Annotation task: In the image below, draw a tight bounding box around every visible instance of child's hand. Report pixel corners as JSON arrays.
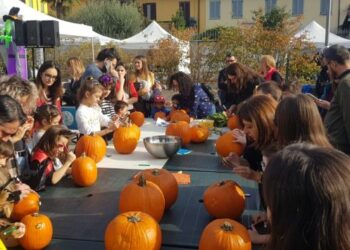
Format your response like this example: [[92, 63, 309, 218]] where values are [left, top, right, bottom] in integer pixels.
[[11, 222, 26, 239], [248, 225, 270, 245], [66, 152, 76, 164], [14, 183, 32, 200], [232, 129, 247, 146]]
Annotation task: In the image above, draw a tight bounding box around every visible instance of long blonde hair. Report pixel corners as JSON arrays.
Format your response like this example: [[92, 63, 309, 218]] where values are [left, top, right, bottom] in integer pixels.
[[133, 55, 151, 81], [66, 57, 85, 80]]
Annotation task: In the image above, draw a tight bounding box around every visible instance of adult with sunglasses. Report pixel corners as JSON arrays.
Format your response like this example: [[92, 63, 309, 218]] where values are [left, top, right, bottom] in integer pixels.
[[217, 53, 237, 108]]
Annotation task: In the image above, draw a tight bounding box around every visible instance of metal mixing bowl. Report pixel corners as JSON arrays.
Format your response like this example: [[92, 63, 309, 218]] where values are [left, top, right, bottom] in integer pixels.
[[143, 135, 182, 159]]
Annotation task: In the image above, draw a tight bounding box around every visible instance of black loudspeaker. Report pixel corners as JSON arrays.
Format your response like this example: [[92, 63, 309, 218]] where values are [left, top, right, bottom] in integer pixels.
[[14, 20, 26, 46], [24, 21, 41, 47], [40, 20, 60, 47]]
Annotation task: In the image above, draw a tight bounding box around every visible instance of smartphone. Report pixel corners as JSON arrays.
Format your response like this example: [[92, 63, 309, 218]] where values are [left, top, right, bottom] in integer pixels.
[[104, 60, 112, 72], [253, 221, 270, 234]]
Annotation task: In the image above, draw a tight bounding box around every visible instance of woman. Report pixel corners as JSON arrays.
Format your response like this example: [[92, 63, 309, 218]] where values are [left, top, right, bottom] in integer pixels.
[[35, 61, 63, 112], [264, 143, 350, 250], [62, 57, 85, 106], [170, 71, 215, 119], [115, 62, 138, 111], [260, 55, 283, 85]]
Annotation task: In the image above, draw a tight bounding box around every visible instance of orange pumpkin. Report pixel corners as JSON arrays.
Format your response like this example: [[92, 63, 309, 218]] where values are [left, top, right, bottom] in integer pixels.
[[105, 211, 162, 250], [134, 169, 178, 210], [215, 132, 244, 157], [75, 134, 107, 163], [165, 121, 191, 145], [154, 111, 167, 121], [227, 115, 241, 130], [113, 124, 140, 154], [190, 125, 210, 143], [11, 193, 41, 221], [203, 180, 245, 219], [169, 110, 190, 123], [119, 175, 165, 222], [199, 219, 251, 250], [19, 213, 53, 250], [129, 111, 145, 127], [71, 154, 98, 187]]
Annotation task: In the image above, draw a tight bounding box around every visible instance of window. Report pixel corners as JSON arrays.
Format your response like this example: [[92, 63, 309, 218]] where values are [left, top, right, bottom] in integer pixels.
[[232, 0, 243, 18], [320, 0, 330, 16], [210, 0, 220, 20], [292, 0, 304, 16], [143, 3, 156, 20], [265, 0, 277, 13], [180, 1, 191, 26]]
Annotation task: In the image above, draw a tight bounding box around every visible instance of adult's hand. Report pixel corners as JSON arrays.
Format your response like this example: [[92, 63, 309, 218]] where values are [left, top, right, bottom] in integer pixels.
[[232, 129, 247, 146], [314, 99, 330, 110]]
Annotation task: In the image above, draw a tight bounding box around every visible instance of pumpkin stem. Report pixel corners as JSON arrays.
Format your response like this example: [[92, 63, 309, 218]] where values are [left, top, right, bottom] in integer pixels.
[[219, 181, 226, 186], [152, 169, 160, 176], [81, 152, 86, 157], [127, 215, 141, 223], [221, 221, 233, 232], [138, 175, 147, 187]]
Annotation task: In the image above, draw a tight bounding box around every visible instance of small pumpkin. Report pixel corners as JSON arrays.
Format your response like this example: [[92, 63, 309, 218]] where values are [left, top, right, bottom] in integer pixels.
[[19, 213, 53, 250], [227, 115, 241, 130], [134, 169, 178, 210], [199, 219, 251, 250], [169, 110, 190, 123], [165, 121, 191, 145], [203, 180, 245, 219], [119, 175, 165, 222], [215, 131, 244, 157], [113, 124, 140, 154], [71, 154, 98, 187], [75, 134, 107, 163], [105, 211, 162, 250], [11, 193, 41, 221], [154, 111, 167, 121], [129, 111, 145, 127], [190, 125, 210, 143]]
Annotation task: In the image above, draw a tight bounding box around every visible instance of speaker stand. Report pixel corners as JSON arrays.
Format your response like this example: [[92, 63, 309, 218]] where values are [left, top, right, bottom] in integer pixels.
[[31, 47, 35, 79]]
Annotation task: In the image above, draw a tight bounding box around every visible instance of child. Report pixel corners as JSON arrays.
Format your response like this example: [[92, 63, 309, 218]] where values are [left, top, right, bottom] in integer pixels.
[[114, 101, 129, 126], [150, 95, 169, 119], [75, 78, 119, 136], [99, 74, 116, 120], [26, 126, 76, 191], [171, 94, 183, 111], [33, 104, 61, 147]]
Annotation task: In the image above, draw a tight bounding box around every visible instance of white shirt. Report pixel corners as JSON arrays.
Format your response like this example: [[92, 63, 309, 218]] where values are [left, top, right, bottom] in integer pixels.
[[75, 104, 111, 135]]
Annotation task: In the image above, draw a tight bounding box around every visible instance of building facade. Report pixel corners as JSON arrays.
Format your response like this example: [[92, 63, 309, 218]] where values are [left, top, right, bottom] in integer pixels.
[[137, 0, 349, 34], [21, 0, 49, 14]]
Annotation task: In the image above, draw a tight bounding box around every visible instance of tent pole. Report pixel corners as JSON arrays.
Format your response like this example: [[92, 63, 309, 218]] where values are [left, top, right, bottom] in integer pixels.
[[91, 37, 95, 62], [325, 0, 332, 47]]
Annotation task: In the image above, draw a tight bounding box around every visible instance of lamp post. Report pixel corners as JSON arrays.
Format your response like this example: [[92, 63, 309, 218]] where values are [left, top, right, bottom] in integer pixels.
[[325, 0, 333, 47]]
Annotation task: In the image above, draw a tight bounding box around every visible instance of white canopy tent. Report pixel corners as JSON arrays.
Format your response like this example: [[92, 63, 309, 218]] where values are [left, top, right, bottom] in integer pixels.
[[295, 21, 350, 49]]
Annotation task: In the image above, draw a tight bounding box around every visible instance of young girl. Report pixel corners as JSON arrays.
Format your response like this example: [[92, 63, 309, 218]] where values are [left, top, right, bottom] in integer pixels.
[[33, 104, 61, 147], [75, 78, 119, 136], [27, 126, 76, 191], [99, 74, 116, 120], [115, 62, 138, 111]]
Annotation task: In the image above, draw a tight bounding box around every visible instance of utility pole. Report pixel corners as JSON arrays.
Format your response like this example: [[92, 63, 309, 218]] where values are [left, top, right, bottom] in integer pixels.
[[325, 0, 333, 47]]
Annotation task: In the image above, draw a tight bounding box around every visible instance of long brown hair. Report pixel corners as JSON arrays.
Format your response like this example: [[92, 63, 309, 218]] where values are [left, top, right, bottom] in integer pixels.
[[77, 77, 104, 102], [134, 55, 151, 81], [275, 94, 332, 148], [226, 62, 261, 91], [66, 57, 85, 80], [238, 95, 277, 150]]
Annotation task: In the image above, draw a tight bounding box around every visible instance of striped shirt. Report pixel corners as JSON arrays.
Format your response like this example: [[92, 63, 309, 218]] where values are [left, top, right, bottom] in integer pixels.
[[100, 100, 115, 120]]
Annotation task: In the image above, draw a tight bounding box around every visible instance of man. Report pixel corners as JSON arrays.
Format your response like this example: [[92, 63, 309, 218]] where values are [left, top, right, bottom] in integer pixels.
[[217, 53, 237, 108], [323, 45, 350, 154]]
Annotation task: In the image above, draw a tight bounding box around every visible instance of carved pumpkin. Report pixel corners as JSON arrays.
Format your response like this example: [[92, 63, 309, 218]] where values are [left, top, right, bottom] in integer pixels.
[[105, 211, 162, 250], [199, 219, 251, 250], [215, 132, 244, 157], [113, 124, 140, 154], [203, 180, 245, 219], [71, 154, 98, 187], [190, 125, 210, 143], [129, 111, 145, 127], [169, 110, 190, 123], [19, 213, 53, 250], [119, 175, 165, 222], [165, 121, 191, 145], [11, 193, 41, 221], [134, 169, 178, 210], [154, 111, 167, 121], [75, 134, 107, 163], [227, 115, 241, 130]]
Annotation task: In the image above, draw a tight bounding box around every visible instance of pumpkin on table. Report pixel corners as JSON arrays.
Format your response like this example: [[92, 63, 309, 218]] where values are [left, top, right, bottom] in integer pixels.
[[133, 169, 178, 210], [166, 121, 191, 146], [215, 131, 244, 157], [203, 180, 245, 219], [71, 154, 98, 187], [19, 213, 53, 250], [169, 110, 190, 123], [75, 134, 107, 163], [129, 111, 145, 127], [11, 193, 41, 221], [105, 211, 162, 250], [199, 219, 251, 250], [119, 175, 165, 222], [154, 111, 167, 121], [227, 114, 241, 130], [113, 124, 140, 154], [190, 125, 210, 143]]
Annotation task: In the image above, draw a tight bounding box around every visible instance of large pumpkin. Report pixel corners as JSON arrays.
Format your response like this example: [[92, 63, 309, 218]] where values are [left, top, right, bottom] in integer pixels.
[[166, 121, 191, 145], [169, 110, 190, 123], [203, 180, 245, 219], [119, 175, 165, 222], [129, 111, 145, 127], [19, 213, 53, 250], [105, 211, 162, 250], [199, 219, 251, 250], [215, 132, 244, 157], [154, 111, 167, 121], [113, 124, 140, 154], [190, 125, 210, 143], [71, 154, 98, 187], [134, 169, 178, 210], [227, 115, 241, 130], [11, 193, 41, 221], [75, 134, 107, 163]]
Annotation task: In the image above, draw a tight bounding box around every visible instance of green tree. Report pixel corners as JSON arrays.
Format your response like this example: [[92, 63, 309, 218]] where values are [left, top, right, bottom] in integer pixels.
[[67, 0, 144, 39], [252, 7, 290, 30], [42, 0, 75, 18], [171, 10, 186, 30]]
